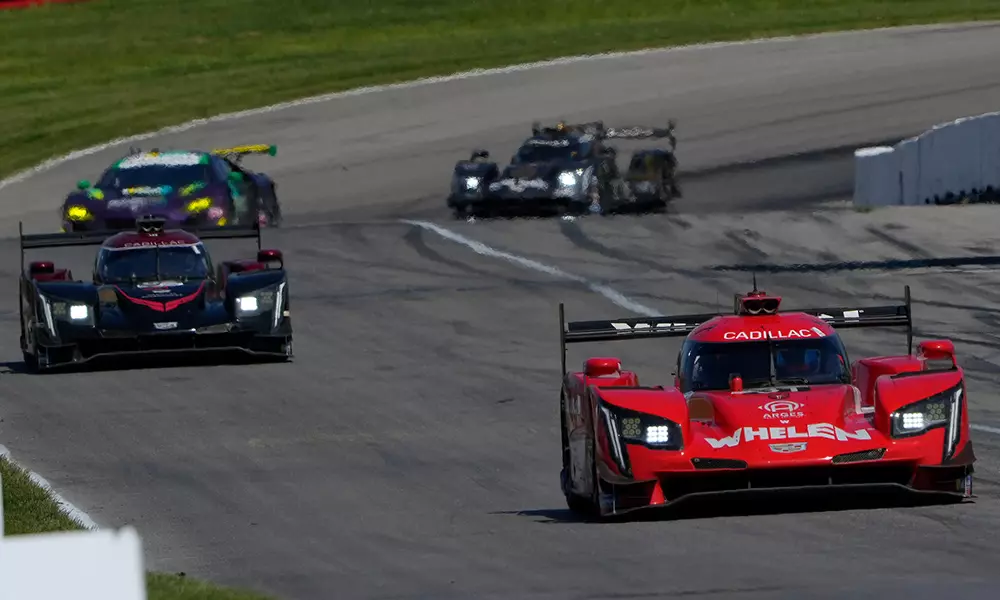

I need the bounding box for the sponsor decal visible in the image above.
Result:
[769,442,807,453]
[759,399,805,420]
[610,321,689,332]
[108,197,158,210]
[527,138,570,147]
[723,328,825,340]
[123,186,170,196]
[704,423,872,449]
[120,240,190,247]
[489,178,549,192]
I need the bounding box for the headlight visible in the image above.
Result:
[235,295,259,314]
[891,383,964,459]
[557,171,578,187]
[186,197,212,213]
[39,296,94,335]
[601,401,684,451]
[69,304,89,320]
[464,177,480,190]
[66,205,92,221]
[234,286,279,317]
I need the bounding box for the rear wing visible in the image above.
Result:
[529,120,678,150]
[18,220,261,273]
[558,285,914,375]
[210,144,278,162]
[795,285,913,355]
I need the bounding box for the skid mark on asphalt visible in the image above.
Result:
[403,220,661,316]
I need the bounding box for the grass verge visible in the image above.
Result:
[1,455,274,600]
[2,0,1000,181]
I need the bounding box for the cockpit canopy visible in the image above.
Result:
[678,335,851,393]
[96,242,212,284]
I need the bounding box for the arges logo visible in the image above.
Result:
[759,399,804,420]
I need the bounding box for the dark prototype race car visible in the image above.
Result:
[61,145,283,233]
[447,120,680,219]
[558,285,975,519]
[19,216,293,372]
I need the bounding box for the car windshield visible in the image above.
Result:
[678,337,851,392]
[97,164,212,191]
[514,142,582,163]
[99,245,210,283]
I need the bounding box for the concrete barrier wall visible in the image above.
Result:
[853,111,1000,207]
[1,471,147,600]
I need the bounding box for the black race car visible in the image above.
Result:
[447,120,681,218]
[18,216,293,372]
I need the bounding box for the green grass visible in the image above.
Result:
[2,0,1000,181]
[1,456,275,600]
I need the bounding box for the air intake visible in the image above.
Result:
[832,448,887,464]
[691,458,748,470]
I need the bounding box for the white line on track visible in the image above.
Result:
[0,444,99,531]
[403,220,660,316]
[972,424,1000,436]
[408,219,1000,439]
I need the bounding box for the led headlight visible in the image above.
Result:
[890,382,964,459]
[557,171,578,187]
[602,401,684,450]
[69,304,89,320]
[234,286,281,318]
[235,295,259,314]
[598,401,683,479]
[66,205,92,221]
[38,296,93,336]
[186,197,212,213]
[464,176,480,190]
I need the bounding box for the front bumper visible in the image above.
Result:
[31,326,293,370]
[595,430,976,516]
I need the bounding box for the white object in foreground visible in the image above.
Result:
[0,474,146,599]
[0,527,147,600]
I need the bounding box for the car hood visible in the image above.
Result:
[685,384,879,459]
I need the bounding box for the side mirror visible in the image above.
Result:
[584,357,621,378]
[228,171,244,183]
[29,261,55,275]
[257,248,283,269]
[76,180,91,190]
[729,374,744,392]
[918,339,956,368]
[470,149,489,161]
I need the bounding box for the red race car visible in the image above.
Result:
[558,284,974,518]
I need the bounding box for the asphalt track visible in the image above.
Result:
[3,21,1000,600]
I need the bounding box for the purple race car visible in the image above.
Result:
[61,145,283,232]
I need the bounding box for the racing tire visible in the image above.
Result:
[561,392,593,515]
[21,350,38,374]
[266,187,283,227]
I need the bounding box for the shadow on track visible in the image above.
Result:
[0,352,289,376]
[498,487,969,525]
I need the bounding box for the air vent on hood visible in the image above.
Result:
[831,448,886,464]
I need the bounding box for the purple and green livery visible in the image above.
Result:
[61,145,283,232]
